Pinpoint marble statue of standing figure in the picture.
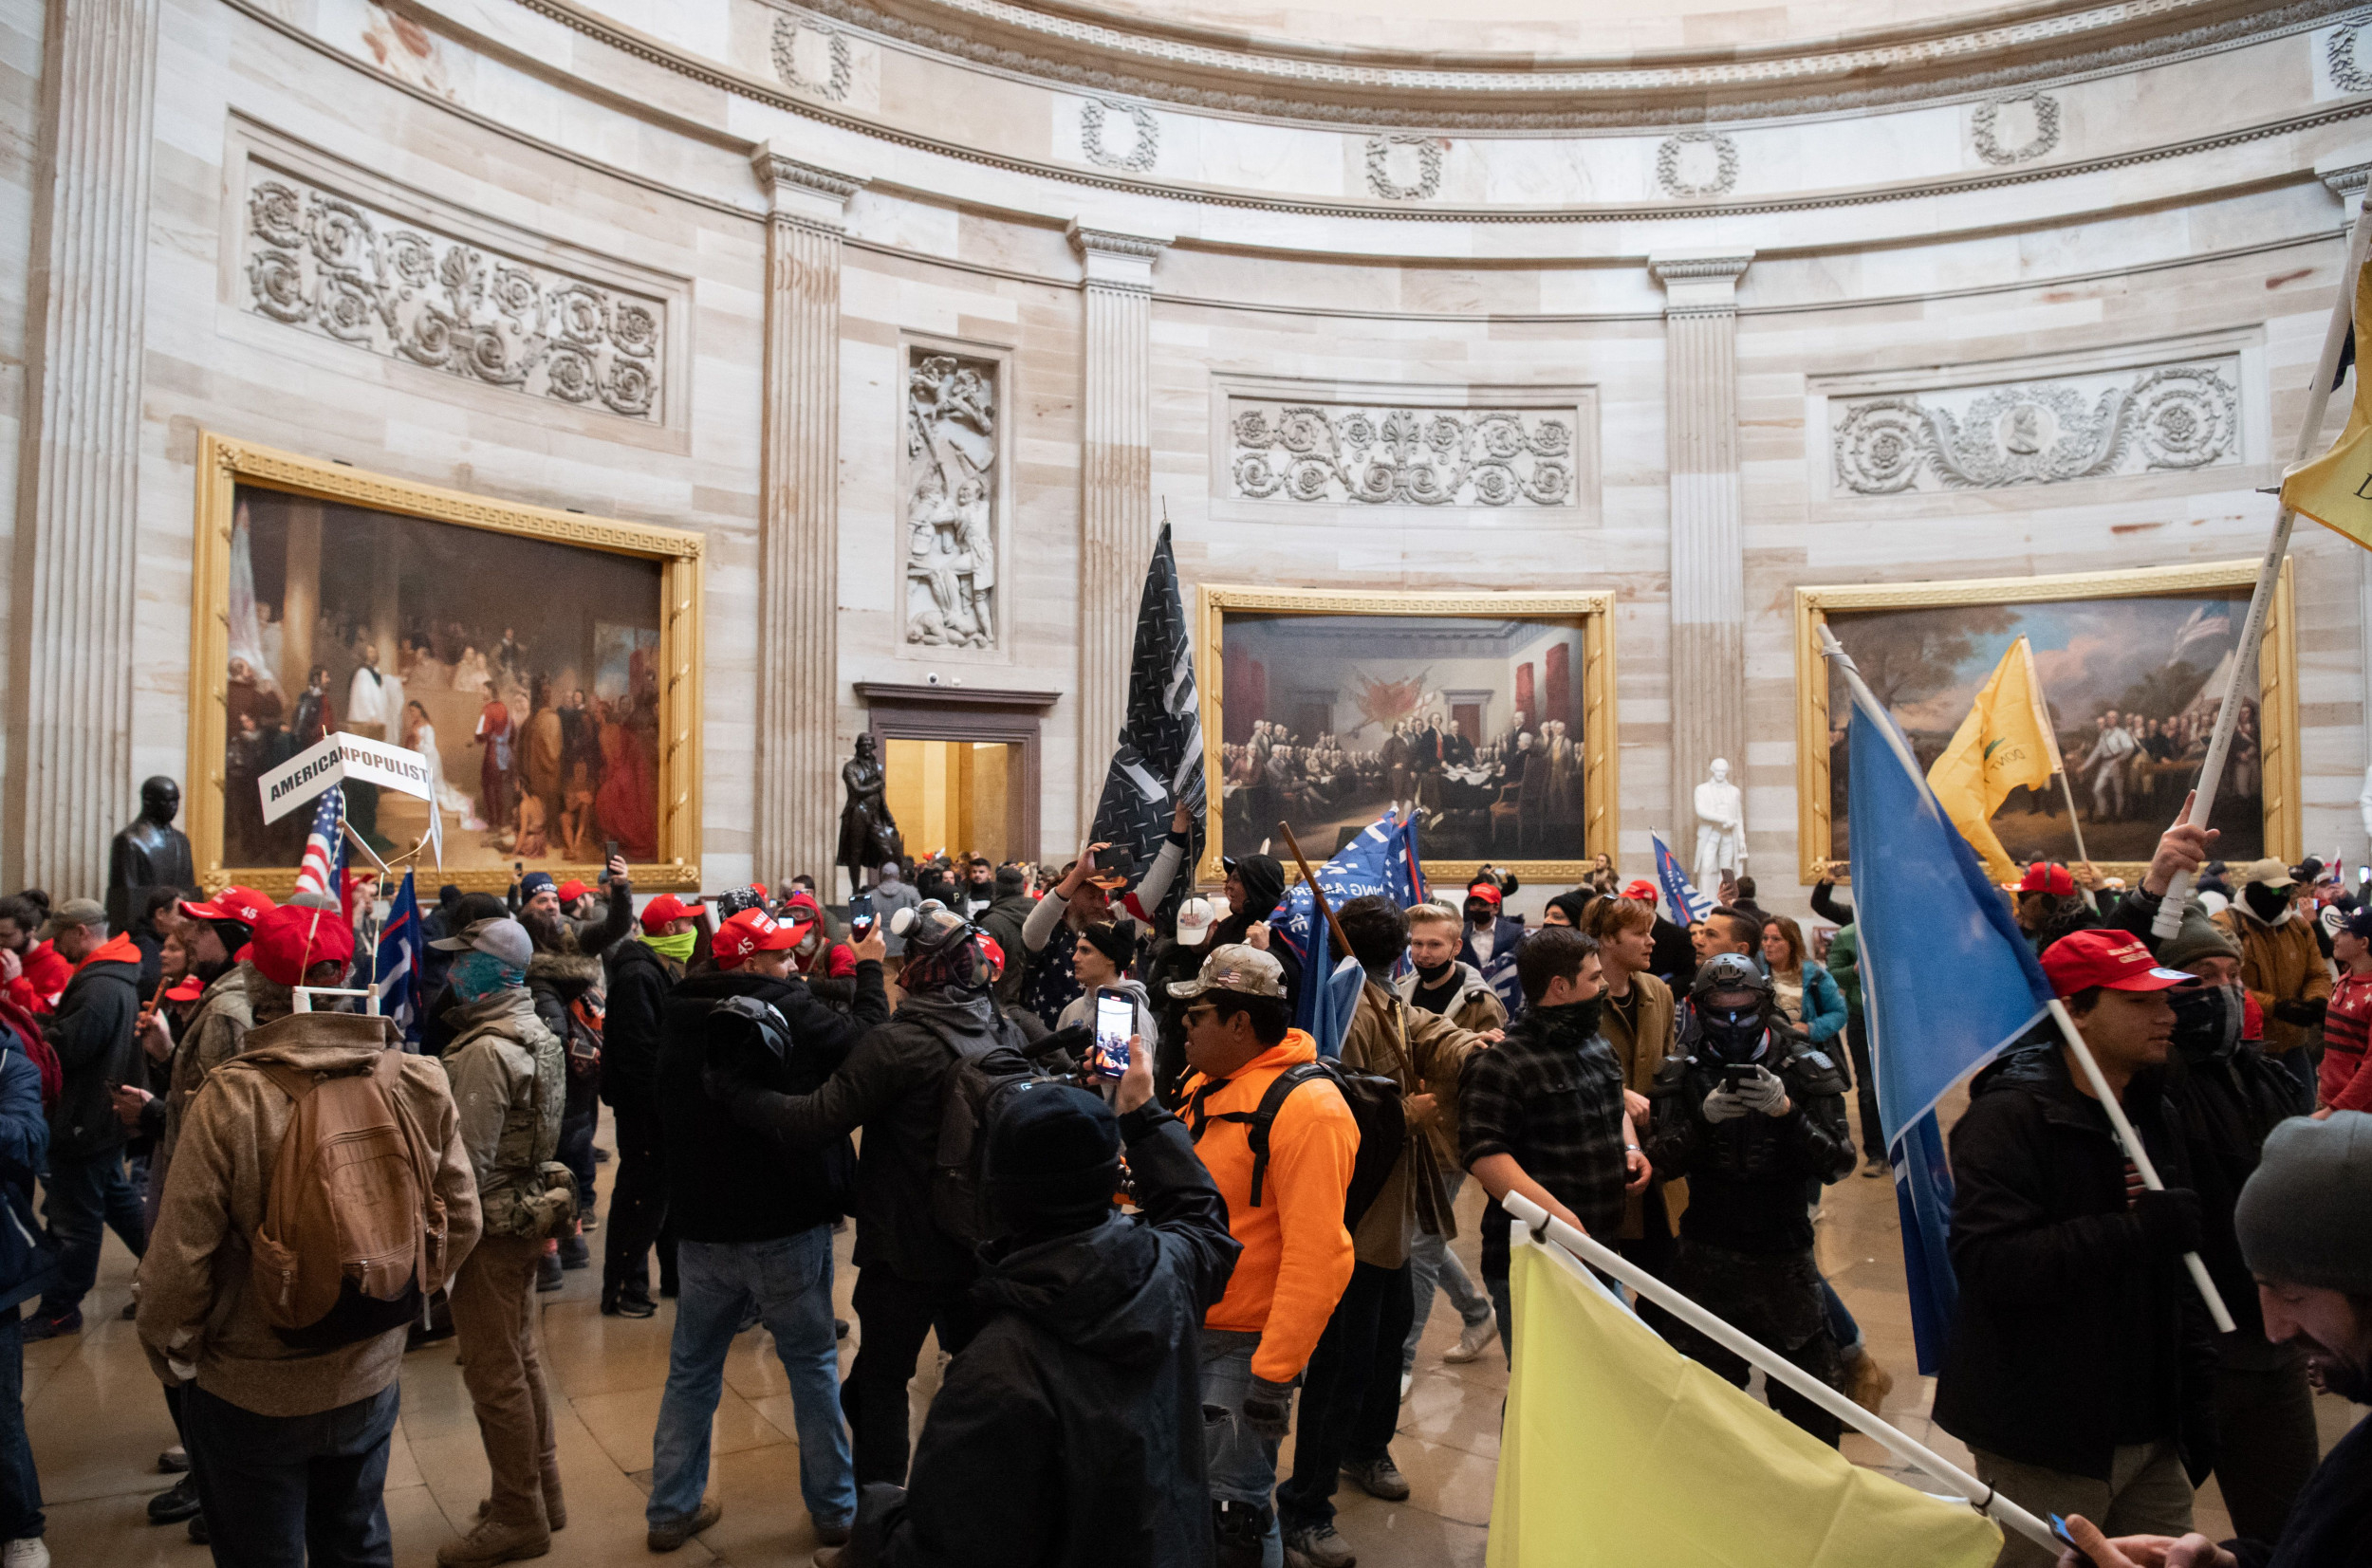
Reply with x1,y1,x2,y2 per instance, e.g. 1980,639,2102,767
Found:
1694,757,1747,890
838,735,905,900
954,476,994,644
108,776,199,938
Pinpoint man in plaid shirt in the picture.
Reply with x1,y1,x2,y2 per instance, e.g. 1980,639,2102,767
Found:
1459,926,1649,1364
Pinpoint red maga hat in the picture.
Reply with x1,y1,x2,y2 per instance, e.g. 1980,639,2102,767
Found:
1465,881,1503,906
1621,879,1659,903
180,885,275,927
555,879,590,904
2018,862,2076,896
638,893,694,934
249,903,356,987
2040,930,2192,999
713,909,802,969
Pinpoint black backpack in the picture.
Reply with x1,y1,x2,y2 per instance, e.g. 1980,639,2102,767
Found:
1192,1059,1404,1229
930,1013,1063,1253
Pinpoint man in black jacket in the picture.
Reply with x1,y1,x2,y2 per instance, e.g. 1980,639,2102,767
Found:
975,866,1035,1004
1935,929,2218,1568
1645,952,1856,1443
830,1044,1240,1568
718,904,1016,1489
27,899,145,1339
644,905,888,1553
599,892,697,1319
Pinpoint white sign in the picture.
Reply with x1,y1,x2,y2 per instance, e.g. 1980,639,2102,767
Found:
259,731,440,823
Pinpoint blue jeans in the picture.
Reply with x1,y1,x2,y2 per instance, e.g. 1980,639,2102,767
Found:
1198,1330,1283,1568
0,1313,40,1541
648,1229,854,1529
39,1149,146,1319
184,1381,398,1567
1402,1178,1492,1374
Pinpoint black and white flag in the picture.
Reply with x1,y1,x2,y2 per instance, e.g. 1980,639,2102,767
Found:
1089,523,1203,915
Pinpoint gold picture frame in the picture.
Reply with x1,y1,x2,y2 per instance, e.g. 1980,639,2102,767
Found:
1196,584,1619,885
1794,559,2299,886
187,432,705,895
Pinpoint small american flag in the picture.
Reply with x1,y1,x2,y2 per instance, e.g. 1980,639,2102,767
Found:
291,786,347,908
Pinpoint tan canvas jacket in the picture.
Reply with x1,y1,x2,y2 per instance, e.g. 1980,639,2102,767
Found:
1600,970,1688,1237
439,988,567,1238
1339,978,1488,1268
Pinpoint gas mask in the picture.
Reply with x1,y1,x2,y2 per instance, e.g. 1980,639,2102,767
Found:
1696,991,1770,1067
2168,981,2244,1061
2243,882,2291,924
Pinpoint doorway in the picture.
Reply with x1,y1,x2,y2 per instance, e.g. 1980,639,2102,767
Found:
883,739,1020,863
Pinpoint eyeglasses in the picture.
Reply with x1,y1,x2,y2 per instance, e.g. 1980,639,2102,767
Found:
1183,1002,1220,1026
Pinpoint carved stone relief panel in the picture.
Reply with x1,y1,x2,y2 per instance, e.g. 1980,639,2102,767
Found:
1364,136,1442,200
240,166,664,419
1229,400,1575,506
771,14,853,100
1655,131,1737,198
1830,359,2239,494
1972,91,2060,164
903,347,1000,648
1082,99,1159,171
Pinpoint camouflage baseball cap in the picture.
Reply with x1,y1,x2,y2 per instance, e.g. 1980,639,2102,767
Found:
1166,942,1285,1001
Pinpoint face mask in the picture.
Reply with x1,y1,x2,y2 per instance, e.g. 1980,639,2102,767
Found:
1697,1003,1769,1066
1465,901,1493,927
2168,983,2243,1060
642,930,696,964
1414,956,1455,987
2244,882,2291,924
451,950,525,1005
1551,995,1603,1039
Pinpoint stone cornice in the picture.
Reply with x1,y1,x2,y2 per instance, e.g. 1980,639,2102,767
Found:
753,143,867,229
1652,249,1754,313
1068,220,1168,288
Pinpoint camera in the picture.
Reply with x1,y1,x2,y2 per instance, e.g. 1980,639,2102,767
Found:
925,672,940,686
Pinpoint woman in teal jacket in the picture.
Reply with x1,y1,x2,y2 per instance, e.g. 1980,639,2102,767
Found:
1759,915,1847,1047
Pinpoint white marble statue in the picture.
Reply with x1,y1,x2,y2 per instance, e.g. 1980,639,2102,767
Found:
1694,757,1746,888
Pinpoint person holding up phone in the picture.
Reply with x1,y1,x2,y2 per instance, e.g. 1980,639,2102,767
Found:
1018,802,1194,1030
1054,921,1156,1085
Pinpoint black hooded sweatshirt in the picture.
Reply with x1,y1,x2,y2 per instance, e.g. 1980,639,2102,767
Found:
844,1104,1240,1568
1209,855,1302,1006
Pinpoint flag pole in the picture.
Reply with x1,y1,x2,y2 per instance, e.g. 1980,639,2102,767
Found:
1276,820,1355,959
2042,997,2236,1333
2153,204,2372,937
1501,1193,2060,1556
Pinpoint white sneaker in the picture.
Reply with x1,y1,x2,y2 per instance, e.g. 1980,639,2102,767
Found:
4,1536,51,1568
1399,1369,1413,1401
1442,1317,1498,1364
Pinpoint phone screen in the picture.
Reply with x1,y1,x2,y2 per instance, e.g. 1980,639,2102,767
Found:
1094,989,1135,1079
847,891,875,935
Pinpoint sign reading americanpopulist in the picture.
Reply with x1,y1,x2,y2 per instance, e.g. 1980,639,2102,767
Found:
259,731,440,823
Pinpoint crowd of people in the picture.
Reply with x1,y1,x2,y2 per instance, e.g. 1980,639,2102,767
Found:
0,792,2362,1568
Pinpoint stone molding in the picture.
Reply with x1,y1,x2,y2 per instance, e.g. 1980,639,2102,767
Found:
902,346,1003,649
241,169,664,419
1651,250,1754,315
771,13,855,99
1364,135,1442,200
1228,401,1574,506
1972,91,2062,164
1069,222,1168,290
1828,359,2241,494
1081,98,1160,171
753,144,868,228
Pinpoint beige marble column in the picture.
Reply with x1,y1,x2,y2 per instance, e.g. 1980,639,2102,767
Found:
1651,249,1754,850
9,0,162,893
752,145,864,884
1069,223,1167,837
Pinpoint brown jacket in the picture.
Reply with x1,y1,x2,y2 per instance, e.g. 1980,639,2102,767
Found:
137,1012,482,1417
1601,970,1688,1236
160,963,297,1182
2214,906,2333,1057
1339,977,1488,1268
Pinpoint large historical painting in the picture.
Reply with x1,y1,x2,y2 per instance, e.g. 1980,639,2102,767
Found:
190,435,704,892
902,346,999,649
1797,563,2299,882
1200,588,1616,876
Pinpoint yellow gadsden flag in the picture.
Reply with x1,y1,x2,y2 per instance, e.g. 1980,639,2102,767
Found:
1924,636,2061,884
1487,1244,2000,1568
2284,255,2372,551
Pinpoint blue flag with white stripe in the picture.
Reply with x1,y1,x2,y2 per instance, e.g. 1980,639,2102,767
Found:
1276,813,1427,1057
373,871,424,1049
1842,659,2053,1374
1650,829,1714,927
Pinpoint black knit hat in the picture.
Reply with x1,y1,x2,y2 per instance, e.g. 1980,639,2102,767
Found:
985,1082,1122,1238
1078,918,1138,974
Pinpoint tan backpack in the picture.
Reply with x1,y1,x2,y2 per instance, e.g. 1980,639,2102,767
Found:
249,1044,449,1349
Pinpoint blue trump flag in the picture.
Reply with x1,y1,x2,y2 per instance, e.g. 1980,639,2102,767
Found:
1834,638,2053,1375
1277,813,1427,1058
374,871,424,1049
1650,829,1715,927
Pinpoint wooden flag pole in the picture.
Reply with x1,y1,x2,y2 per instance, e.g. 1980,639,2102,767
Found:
1276,820,1355,961
2154,204,2372,936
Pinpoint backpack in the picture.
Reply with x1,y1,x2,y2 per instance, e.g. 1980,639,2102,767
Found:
249,1048,450,1350
1193,1059,1404,1229
930,1011,1064,1253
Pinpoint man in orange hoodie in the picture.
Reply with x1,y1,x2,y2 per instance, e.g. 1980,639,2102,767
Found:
1173,944,1358,1568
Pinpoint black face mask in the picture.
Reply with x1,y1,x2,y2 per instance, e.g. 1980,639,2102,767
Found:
1466,902,1495,928
1697,1003,1770,1066
1414,956,1456,988
2244,882,2291,923
2168,983,2243,1061
1547,996,1603,1039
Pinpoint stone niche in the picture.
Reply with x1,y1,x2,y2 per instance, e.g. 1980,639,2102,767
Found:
902,344,1001,650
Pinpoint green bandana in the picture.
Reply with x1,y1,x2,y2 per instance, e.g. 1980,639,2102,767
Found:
642,930,697,964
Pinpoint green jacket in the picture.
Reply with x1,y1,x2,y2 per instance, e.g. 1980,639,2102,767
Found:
1825,925,1863,1027
439,989,569,1238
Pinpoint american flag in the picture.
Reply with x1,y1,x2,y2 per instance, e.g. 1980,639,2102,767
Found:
291,786,347,909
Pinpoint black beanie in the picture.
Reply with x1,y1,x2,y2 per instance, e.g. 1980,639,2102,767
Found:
1232,855,1287,925
1080,918,1138,974
986,1083,1122,1238
994,864,1028,896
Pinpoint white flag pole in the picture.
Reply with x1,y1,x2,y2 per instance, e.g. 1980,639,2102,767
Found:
2154,204,2372,937
1501,1193,2059,1555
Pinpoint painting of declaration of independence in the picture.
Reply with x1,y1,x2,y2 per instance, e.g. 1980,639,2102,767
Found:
1218,613,1587,862
1823,589,2268,868
220,484,666,872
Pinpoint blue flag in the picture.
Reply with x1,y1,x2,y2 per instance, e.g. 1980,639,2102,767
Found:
374,871,424,1049
1841,660,2053,1374
1650,829,1714,927
1277,813,1428,1056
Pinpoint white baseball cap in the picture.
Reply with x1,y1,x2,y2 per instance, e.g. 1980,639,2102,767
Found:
1175,895,1218,948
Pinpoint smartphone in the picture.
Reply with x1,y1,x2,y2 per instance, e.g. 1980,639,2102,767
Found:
600,840,620,885
1720,1061,1759,1091
1087,844,1137,888
1093,988,1135,1079
847,890,875,937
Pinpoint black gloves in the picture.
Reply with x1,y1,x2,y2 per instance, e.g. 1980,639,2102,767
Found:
1241,1375,1296,1442
2134,1187,2202,1255
2271,997,2327,1027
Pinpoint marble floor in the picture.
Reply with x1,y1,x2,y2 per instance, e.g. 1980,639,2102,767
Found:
28,1100,2363,1567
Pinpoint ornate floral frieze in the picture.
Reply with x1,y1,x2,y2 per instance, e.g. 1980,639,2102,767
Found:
1830,360,2238,494
771,14,853,100
1081,99,1158,171
2331,22,2372,92
904,348,1000,647
1656,132,1738,198
241,171,662,418
1230,402,1573,506
1365,136,1442,200
1973,91,2060,164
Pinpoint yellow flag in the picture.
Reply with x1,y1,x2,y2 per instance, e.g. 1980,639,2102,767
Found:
2282,256,2372,552
1487,1244,2000,1568
1924,636,2061,884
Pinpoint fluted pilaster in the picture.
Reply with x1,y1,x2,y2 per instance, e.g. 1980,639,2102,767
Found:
9,0,162,894
1652,249,1753,846
753,145,863,884
1070,223,1166,835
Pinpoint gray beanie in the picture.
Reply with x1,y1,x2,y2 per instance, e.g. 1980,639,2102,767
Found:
2235,1112,2372,1295
2157,906,2241,972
